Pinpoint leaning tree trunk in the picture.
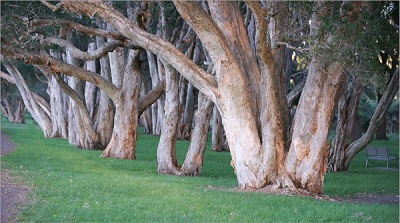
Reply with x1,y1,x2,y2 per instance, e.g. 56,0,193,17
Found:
181,92,213,176
343,70,399,170
375,93,389,140
328,80,363,172
0,98,25,123
157,63,181,175
0,56,53,137
101,50,141,159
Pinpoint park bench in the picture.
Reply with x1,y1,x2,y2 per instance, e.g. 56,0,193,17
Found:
365,147,398,168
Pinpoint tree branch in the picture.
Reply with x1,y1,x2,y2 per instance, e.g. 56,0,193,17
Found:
138,78,165,116
30,19,128,41
61,0,219,103
35,35,140,61
275,42,309,54
1,45,119,102
0,71,15,84
40,0,63,11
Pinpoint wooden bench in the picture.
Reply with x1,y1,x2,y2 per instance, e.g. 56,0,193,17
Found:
365,147,398,168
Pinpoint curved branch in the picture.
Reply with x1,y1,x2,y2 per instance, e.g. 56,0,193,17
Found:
37,35,140,61
1,45,119,102
61,0,218,103
30,19,128,41
138,78,165,116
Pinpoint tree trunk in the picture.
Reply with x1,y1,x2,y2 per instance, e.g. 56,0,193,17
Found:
84,42,98,119
211,106,228,152
94,34,115,147
180,82,196,140
157,63,181,175
343,70,399,169
101,50,141,159
0,56,53,137
0,98,25,123
48,50,68,138
285,60,345,193
375,93,389,140
181,93,213,176
328,80,363,172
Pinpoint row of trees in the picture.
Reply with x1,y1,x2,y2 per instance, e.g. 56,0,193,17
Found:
1,1,398,195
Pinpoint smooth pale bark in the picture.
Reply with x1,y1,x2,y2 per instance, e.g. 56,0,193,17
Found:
209,0,262,136
55,75,101,149
84,42,98,119
147,51,162,135
211,106,229,152
65,48,91,148
157,64,181,175
48,50,68,138
180,82,196,140
344,70,399,169
0,98,25,123
181,92,213,176
101,50,142,159
94,34,115,147
0,56,53,137
328,81,363,172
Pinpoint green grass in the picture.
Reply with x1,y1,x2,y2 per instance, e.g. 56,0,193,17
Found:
1,116,399,222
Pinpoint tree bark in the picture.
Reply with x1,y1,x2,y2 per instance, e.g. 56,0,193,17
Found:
181,92,213,176
94,33,115,147
101,50,142,159
328,80,363,172
157,63,181,175
343,70,399,169
375,93,389,140
0,56,53,137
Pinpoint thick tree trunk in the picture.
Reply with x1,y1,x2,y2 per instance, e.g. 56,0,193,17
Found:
181,93,213,176
328,80,363,172
285,61,345,193
157,63,181,175
101,50,142,159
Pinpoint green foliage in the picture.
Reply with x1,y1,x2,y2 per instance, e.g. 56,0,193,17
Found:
1,116,399,222
316,2,398,88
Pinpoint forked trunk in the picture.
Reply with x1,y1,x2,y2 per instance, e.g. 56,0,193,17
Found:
101,50,141,159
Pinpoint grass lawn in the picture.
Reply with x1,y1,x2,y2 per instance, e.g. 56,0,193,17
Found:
1,116,399,222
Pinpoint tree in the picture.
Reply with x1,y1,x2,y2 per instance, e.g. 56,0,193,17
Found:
3,0,395,195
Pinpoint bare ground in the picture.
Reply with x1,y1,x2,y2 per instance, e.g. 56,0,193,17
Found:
1,131,32,223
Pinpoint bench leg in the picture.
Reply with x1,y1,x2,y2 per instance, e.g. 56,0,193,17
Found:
365,159,368,168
